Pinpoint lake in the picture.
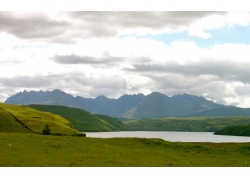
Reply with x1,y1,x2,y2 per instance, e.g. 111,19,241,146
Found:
86,131,250,143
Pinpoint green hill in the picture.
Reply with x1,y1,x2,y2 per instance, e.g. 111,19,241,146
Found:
214,124,250,136
191,107,250,116
94,114,131,131
0,106,30,133
0,103,80,135
28,104,128,132
125,116,250,132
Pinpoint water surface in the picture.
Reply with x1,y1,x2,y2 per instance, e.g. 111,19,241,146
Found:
86,131,250,143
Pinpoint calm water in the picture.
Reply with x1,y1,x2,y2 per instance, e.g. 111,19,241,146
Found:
86,131,250,143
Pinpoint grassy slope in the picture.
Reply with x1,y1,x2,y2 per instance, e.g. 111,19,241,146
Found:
0,107,30,133
125,116,250,132
94,114,131,131
191,107,250,116
0,132,250,167
215,124,250,136
28,104,125,132
0,103,79,135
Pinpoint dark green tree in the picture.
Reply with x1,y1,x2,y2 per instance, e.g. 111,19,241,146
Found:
42,124,51,135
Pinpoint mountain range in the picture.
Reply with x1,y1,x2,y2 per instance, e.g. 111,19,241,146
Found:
5,89,229,119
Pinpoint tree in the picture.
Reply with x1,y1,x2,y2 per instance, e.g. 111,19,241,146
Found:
42,124,51,135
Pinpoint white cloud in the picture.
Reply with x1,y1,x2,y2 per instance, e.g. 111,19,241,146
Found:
1,11,250,107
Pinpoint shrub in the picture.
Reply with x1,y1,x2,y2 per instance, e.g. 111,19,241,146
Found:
72,133,86,137
42,124,51,135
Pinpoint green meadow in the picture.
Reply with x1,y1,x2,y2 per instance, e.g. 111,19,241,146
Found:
0,132,250,167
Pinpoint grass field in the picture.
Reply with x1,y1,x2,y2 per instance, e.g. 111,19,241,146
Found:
0,132,250,167
125,116,250,132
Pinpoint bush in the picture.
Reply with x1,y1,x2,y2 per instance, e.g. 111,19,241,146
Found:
72,133,86,137
42,124,51,135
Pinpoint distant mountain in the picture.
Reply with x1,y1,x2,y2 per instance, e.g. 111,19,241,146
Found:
191,107,250,116
5,89,228,119
5,89,77,107
171,93,224,112
74,93,145,117
5,89,146,118
121,92,194,119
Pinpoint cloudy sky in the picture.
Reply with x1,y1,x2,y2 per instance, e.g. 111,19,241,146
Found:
1,10,250,107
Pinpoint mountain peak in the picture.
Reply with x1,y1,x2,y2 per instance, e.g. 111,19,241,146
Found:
95,95,108,100
52,89,63,93
148,92,168,98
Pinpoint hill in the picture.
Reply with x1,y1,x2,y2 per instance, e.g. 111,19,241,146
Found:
214,124,250,136
94,114,131,131
191,107,250,116
125,116,250,132
0,106,30,133
0,103,80,135
5,89,228,119
28,104,130,132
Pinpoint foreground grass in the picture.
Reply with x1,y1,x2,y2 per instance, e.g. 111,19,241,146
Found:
1,133,250,167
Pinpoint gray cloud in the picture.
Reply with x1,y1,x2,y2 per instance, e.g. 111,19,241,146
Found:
0,11,228,42
71,11,227,29
0,12,68,40
53,54,152,70
53,54,123,65
125,60,250,84
235,86,250,96
0,76,57,88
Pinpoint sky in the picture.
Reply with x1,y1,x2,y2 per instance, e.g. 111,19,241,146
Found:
1,9,250,107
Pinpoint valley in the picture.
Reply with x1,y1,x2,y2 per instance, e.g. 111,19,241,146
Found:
1,90,250,167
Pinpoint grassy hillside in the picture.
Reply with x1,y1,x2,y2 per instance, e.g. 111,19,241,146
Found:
94,114,131,131
1,132,250,167
0,107,30,133
191,107,250,116
125,116,250,132
28,104,127,132
214,124,250,136
0,103,80,135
